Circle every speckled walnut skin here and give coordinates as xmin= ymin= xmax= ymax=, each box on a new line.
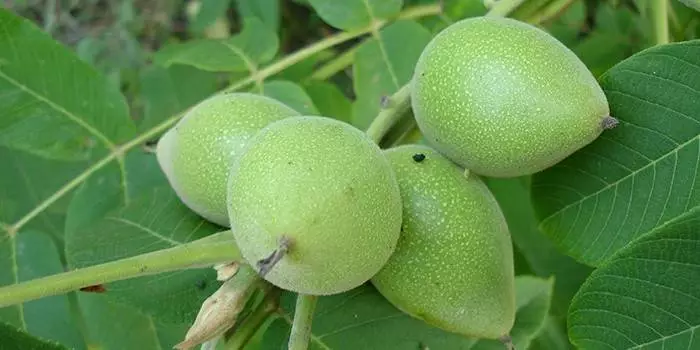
xmin=227 ymin=116 xmax=402 ymax=295
xmin=156 ymin=93 xmax=300 ymax=227
xmin=411 ymin=16 xmax=609 ymax=177
xmin=372 ymin=145 xmax=515 ymax=340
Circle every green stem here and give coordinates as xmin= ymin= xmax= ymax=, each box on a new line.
xmin=225 ymin=287 xmax=281 ymax=350
xmin=0 ymin=231 xmax=240 ymax=308
xmin=486 ymin=0 xmax=527 ymax=17
xmin=651 ymin=0 xmax=669 ymax=45
xmin=386 ymin=116 xmax=419 ymax=148
xmin=223 ymin=3 xmax=442 ymax=93
xmin=7 ymin=4 xmax=443 ymax=235
xmin=365 ymin=83 xmax=412 ymax=144
xmin=527 ymin=0 xmax=576 ymax=24
xmin=288 ymin=294 xmax=318 ymax=350
xmin=307 ymin=44 xmax=360 ymax=81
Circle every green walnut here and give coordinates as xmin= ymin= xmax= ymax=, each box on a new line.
xmin=156 ymin=93 xmax=299 ymax=227
xmin=372 ymin=144 xmax=516 ymax=339
xmin=411 ymin=16 xmax=614 ymax=177
xmin=227 ymin=116 xmax=402 ymax=295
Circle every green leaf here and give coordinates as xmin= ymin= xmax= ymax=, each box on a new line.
xmin=0 ymin=322 xmax=66 ymax=350
xmin=261 ymin=276 xmax=552 ymax=349
xmin=190 ymin=0 xmax=231 ymax=34
xmin=307 ymin=0 xmax=403 ymax=30
xmin=498 ymin=276 xmax=554 ymax=350
xmin=568 ymin=207 xmax=700 ymax=350
xmin=0 ymin=147 xmax=86 ymax=343
xmin=0 ymin=8 xmax=136 ymax=161
xmin=0 ymin=230 xmax=84 ymax=349
xmin=261 ymin=80 xmax=319 ymax=115
xmin=272 ymin=50 xmax=335 ymax=83
xmin=485 ymin=177 xmax=592 ymax=317
xmin=65 ymin=186 xmax=222 ymax=324
xmin=571 ymin=4 xmax=650 ymax=78
xmin=304 ymin=81 xmax=352 ymax=123
xmin=531 ymin=40 xmax=700 ymax=266
xmin=138 ymin=64 xmax=219 ymax=132
xmin=154 ymin=17 xmax=278 ymax=73
xmin=0 ymin=147 xmax=86 ymax=228
xmin=531 ymin=316 xmax=572 ymax=350
xmin=442 ymin=0 xmax=487 ymax=21
xmin=236 ymin=0 xmax=280 ymax=32
xmin=352 ymin=20 xmax=432 ymax=129
xmin=64 ymin=150 xmax=167 ymax=234
xmin=677 ymin=0 xmax=700 ymax=12
xmin=78 ymin=293 xmax=187 ymax=349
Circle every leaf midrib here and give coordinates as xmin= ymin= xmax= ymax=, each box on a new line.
xmin=105 ymin=217 xmax=181 ymax=246
xmin=361 ymin=0 xmax=400 ymax=89
xmin=539 ymin=135 xmax=699 ymax=226
xmin=0 ymin=70 xmax=116 ymax=152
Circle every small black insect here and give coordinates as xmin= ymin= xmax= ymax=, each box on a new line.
xmin=412 ymin=153 xmax=426 ymax=162
xmin=195 ymin=280 xmax=207 ymax=290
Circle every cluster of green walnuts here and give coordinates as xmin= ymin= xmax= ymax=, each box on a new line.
xmin=156 ymin=17 xmax=613 ymax=343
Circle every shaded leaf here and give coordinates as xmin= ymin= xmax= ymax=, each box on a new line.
xmin=190 ymin=0 xmax=231 ymax=34
xmin=262 ymin=80 xmax=319 ymax=115
xmin=64 ymin=150 xmax=167 ymax=234
xmin=572 ymin=4 xmax=650 ymax=77
xmin=308 ymin=0 xmax=403 ymax=30
xmin=0 ymin=322 xmax=66 ymax=350
xmin=0 ymin=8 xmax=136 ymax=161
xmin=13 ymin=231 xmax=84 ymax=349
xmin=442 ymin=0 xmax=488 ymax=21
xmin=485 ymin=177 xmax=592 ymax=317
xmin=154 ymin=18 xmax=278 ymax=73
xmin=78 ymin=293 xmax=187 ymax=350
xmin=497 ymin=276 xmax=554 ymax=350
xmin=531 ymin=316 xmax=573 ymax=350
xmin=0 ymin=147 xmax=86 ymax=229
xmin=272 ymin=50 xmax=335 ymax=82
xmin=236 ymin=0 xmax=281 ymax=32
xmin=352 ymin=20 xmax=431 ymax=129
xmin=304 ymin=81 xmax=352 ymax=122
xmin=0 ymin=229 xmax=84 ymax=349
xmin=0 ymin=147 xmax=87 ymax=344
xmin=65 ymin=186 xmax=222 ymax=324
xmin=138 ymin=64 xmax=219 ymax=132
xmin=261 ymin=276 xmax=552 ymax=349
xmin=568 ymin=207 xmax=700 ymax=350
xmin=532 ymin=40 xmax=700 ymax=266
xmin=677 ymin=0 xmax=700 ymax=13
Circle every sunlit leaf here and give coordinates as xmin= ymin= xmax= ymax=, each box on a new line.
xmin=0 ymin=9 xmax=136 ymax=161
xmin=154 ymin=18 xmax=278 ymax=73
xmin=262 ymin=80 xmax=319 ymax=115
xmin=352 ymin=20 xmax=431 ymax=129
xmin=307 ymin=0 xmax=403 ymax=30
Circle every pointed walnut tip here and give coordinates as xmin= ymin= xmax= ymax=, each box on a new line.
xmin=601 ymin=116 xmax=619 ymax=130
